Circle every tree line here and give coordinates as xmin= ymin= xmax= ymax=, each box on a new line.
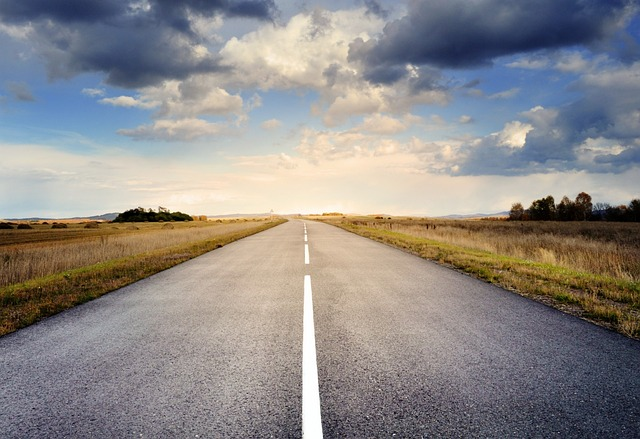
xmin=112 ymin=207 xmax=193 ymax=223
xmin=509 ymin=192 xmax=640 ymax=222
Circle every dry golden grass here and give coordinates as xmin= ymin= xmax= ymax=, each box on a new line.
xmin=0 ymin=219 xmax=285 ymax=336
xmin=317 ymin=216 xmax=640 ymax=339
xmin=347 ymin=218 xmax=640 ymax=280
xmin=1 ymin=220 xmax=272 ymax=287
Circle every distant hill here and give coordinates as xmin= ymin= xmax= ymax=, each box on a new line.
xmin=80 ymin=212 xmax=119 ymax=221
xmin=437 ymin=211 xmax=509 ymax=219
xmin=4 ymin=212 xmax=120 ymax=222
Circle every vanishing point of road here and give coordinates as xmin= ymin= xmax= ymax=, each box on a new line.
xmin=1 ymin=220 xmax=638 ymax=437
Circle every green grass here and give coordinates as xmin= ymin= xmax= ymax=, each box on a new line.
xmin=0 ymin=219 xmax=286 ymax=336
xmin=323 ymin=220 xmax=640 ymax=339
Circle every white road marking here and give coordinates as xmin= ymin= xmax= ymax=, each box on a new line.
xmin=305 ymin=244 xmax=310 ymax=265
xmin=304 ymin=234 xmax=308 ymax=242
xmin=303 ymin=275 xmax=323 ymax=438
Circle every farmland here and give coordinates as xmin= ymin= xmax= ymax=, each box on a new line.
xmin=0 ymin=218 xmax=286 ymax=335
xmin=313 ymin=216 xmax=640 ymax=339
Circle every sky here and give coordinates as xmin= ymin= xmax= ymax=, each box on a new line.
xmin=1 ymin=0 xmax=639 ymax=218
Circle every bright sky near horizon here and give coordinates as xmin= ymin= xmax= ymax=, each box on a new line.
xmin=1 ymin=0 xmax=639 ymax=218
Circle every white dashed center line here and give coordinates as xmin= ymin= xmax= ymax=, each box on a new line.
xmin=302 ymin=223 xmax=323 ymax=438
xmin=302 ymin=274 xmax=323 ymax=438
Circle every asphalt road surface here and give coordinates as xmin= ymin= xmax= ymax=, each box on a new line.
xmin=1 ymin=220 xmax=639 ymax=438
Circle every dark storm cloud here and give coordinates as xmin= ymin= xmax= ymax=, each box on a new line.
xmin=350 ymin=0 xmax=635 ymax=81
xmin=595 ymin=146 xmax=640 ymax=168
xmin=0 ymin=0 xmax=277 ymax=88
xmin=151 ymin=0 xmax=277 ymax=31
xmin=0 ymin=0 xmax=125 ymax=24
xmin=0 ymin=0 xmax=277 ymax=23
xmin=363 ymin=0 xmax=389 ymax=19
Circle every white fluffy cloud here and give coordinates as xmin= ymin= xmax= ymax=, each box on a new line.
xmin=118 ymin=118 xmax=227 ymax=141
xmin=153 ymin=78 xmax=244 ymax=119
xmin=496 ymin=121 xmax=533 ymax=148
xmin=100 ymin=95 xmax=158 ymax=109
xmin=218 ymin=8 xmax=449 ymax=127
xmin=104 ymin=76 xmax=246 ymax=141
xmin=220 ymin=8 xmax=384 ymax=90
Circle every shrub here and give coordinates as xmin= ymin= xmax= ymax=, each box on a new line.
xmin=0 ymin=223 xmax=13 ymax=229
xmin=113 ymin=207 xmax=194 ymax=223
xmin=51 ymin=223 xmax=68 ymax=229
xmin=17 ymin=224 xmax=33 ymax=230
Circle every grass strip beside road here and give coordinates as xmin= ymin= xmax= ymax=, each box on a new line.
xmin=0 ymin=219 xmax=286 ymax=337
xmin=328 ymin=221 xmax=640 ymax=339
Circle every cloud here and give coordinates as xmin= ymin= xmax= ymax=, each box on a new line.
xmin=0 ymin=0 xmax=277 ymax=88
xmin=276 ymin=153 xmax=297 ymax=169
xmin=554 ymin=51 xmax=594 ymax=73
xmin=506 ymin=50 xmax=608 ymax=74
xmin=0 ymin=0 xmax=277 ymax=26
xmin=100 ymin=95 xmax=158 ymax=109
xmin=363 ymin=0 xmax=389 ymax=19
xmin=349 ymin=0 xmax=636 ymax=83
xmin=357 ymin=113 xmax=412 ymax=135
xmin=118 ymin=118 xmax=227 ymax=141
xmin=151 ymin=78 xmax=244 ymax=119
xmin=296 ymin=127 xmax=384 ymax=163
xmin=105 ymin=76 xmax=247 ymax=141
xmin=6 ymin=81 xmax=35 ymax=101
xmin=218 ymin=8 xmax=448 ymax=125
xmin=81 ymin=87 xmax=105 ymax=97
xmin=451 ymin=61 xmax=640 ymax=175
xmin=488 ymin=88 xmax=520 ymax=100
xmin=261 ymin=119 xmax=282 ymax=130
xmin=506 ymin=57 xmax=550 ymax=70
xmin=293 ymin=55 xmax=640 ymax=178
xmin=219 ymin=8 xmax=384 ymax=90
xmin=496 ymin=121 xmax=533 ymax=148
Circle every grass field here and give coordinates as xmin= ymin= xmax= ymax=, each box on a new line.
xmin=0 ymin=218 xmax=285 ymax=336
xmin=312 ymin=216 xmax=640 ymax=339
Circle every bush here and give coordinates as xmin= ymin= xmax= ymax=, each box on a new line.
xmin=0 ymin=222 xmax=13 ymax=229
xmin=17 ymin=224 xmax=33 ymax=230
xmin=51 ymin=223 xmax=68 ymax=229
xmin=113 ymin=207 xmax=194 ymax=223
xmin=84 ymin=222 xmax=100 ymax=229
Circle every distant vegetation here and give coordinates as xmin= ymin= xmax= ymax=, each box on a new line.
xmin=509 ymin=192 xmax=640 ymax=222
xmin=113 ymin=206 xmax=193 ymax=223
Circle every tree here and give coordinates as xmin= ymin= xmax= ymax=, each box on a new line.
xmin=574 ymin=192 xmax=592 ymax=221
xmin=509 ymin=202 xmax=525 ymax=221
xmin=605 ymin=205 xmax=628 ymax=221
xmin=556 ymin=196 xmax=575 ymax=221
xmin=529 ymin=195 xmax=556 ymax=221
xmin=113 ymin=207 xmax=193 ymax=223
xmin=629 ymin=199 xmax=640 ymax=222
xmin=592 ymin=202 xmax=610 ymax=221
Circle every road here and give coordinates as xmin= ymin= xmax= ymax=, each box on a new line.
xmin=1 ymin=219 xmax=639 ymax=438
